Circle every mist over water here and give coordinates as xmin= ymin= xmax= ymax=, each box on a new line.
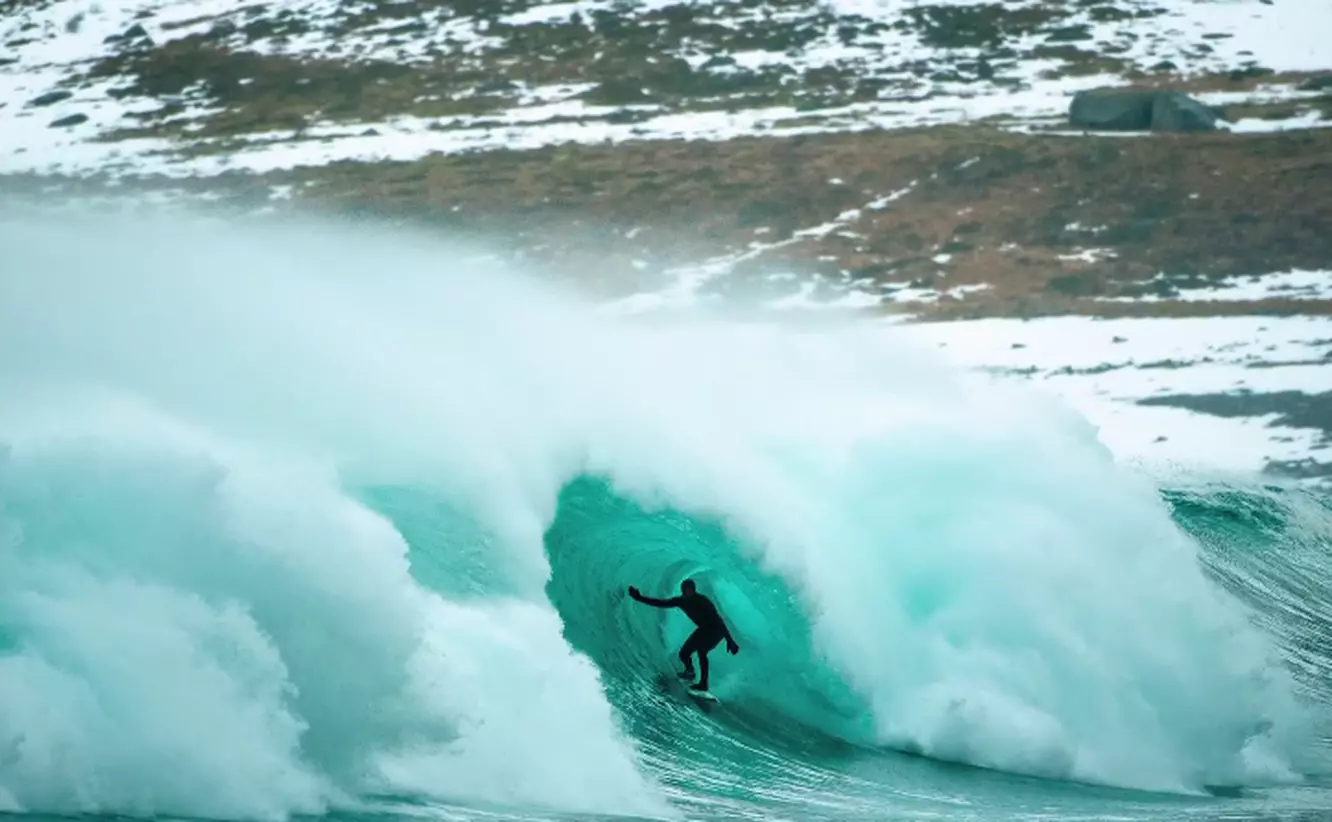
xmin=0 ymin=207 xmax=1326 ymax=821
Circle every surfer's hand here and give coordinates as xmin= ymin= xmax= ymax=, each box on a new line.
xmin=727 ymin=639 xmax=739 ymax=655
xmin=628 ymin=586 xmax=641 ymax=600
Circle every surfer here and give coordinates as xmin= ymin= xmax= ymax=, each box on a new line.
xmin=628 ymin=579 xmax=739 ymax=692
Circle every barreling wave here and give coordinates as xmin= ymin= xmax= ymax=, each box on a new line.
xmin=0 ymin=206 xmax=1329 ymax=822
xmin=542 ymin=471 xmax=1327 ymax=788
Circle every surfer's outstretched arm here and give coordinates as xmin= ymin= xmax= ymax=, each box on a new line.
xmin=628 ymin=586 xmax=680 ymax=608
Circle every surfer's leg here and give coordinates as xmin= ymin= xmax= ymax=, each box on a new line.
xmin=677 ymin=647 xmax=695 ymax=679
xmin=691 ymin=633 xmax=723 ymax=691
xmin=678 ymin=629 xmax=703 ymax=679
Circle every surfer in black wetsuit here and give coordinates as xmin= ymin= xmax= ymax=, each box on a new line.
xmin=628 ymin=579 xmax=739 ymax=692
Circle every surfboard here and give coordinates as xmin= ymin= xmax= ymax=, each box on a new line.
xmin=654 ymin=673 xmax=722 ymax=706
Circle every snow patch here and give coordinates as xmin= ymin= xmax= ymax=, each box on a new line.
xmin=1103 ymin=271 xmax=1332 ymax=304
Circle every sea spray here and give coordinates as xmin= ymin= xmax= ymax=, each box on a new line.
xmin=0 ymin=207 xmax=1318 ymax=818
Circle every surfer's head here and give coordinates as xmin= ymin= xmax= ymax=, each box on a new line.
xmin=681 ymin=579 xmax=697 ymax=595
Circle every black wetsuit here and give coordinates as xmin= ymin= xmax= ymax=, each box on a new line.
xmin=629 ymin=586 xmax=738 ymax=690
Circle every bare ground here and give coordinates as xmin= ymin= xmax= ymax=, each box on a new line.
xmin=231 ymin=120 xmax=1332 ymax=319
xmin=5 ymin=3 xmax=1329 ymax=319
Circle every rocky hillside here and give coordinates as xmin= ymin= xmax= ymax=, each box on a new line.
xmin=3 ymin=0 xmax=1329 ymax=315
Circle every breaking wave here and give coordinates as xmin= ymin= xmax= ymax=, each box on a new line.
xmin=0 ymin=208 xmax=1327 ymax=821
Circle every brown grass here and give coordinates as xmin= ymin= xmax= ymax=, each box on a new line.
xmin=14 ymin=0 xmax=1329 ymax=320
xmin=249 ymin=122 xmax=1332 ymax=318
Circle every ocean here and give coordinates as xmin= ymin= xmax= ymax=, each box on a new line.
xmin=1 ymin=209 xmax=1330 ymax=822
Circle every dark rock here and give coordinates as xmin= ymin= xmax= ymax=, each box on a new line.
xmin=49 ymin=113 xmax=88 ymax=128
xmin=1088 ymin=5 xmax=1133 ymax=22
xmin=1150 ymin=91 xmax=1222 ymax=131
xmin=1227 ymin=65 xmax=1272 ymax=81
xmin=1298 ymin=75 xmax=1332 ymax=91
xmin=583 ymin=77 xmax=649 ymax=105
xmin=476 ymin=78 xmax=519 ymax=94
xmin=1068 ymin=89 xmax=1219 ymax=132
xmin=1046 ymin=24 xmax=1092 ymax=43
xmin=104 ymin=22 xmax=153 ymax=48
xmin=28 ymin=89 xmax=72 ymax=107
xmin=1071 ymin=89 xmax=1155 ymax=130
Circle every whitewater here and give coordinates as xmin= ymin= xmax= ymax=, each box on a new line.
xmin=1 ymin=208 xmax=1331 ymax=822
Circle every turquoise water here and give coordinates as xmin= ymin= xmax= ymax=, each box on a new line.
xmin=1 ymin=210 xmax=1331 ymax=822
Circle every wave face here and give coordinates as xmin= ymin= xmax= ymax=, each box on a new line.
xmin=0 ymin=208 xmax=1328 ymax=822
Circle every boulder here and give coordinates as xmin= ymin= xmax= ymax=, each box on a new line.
xmin=1069 ymin=89 xmax=1220 ymax=132
xmin=1149 ymin=91 xmax=1220 ymax=131
xmin=103 ymin=22 xmax=153 ymax=48
xmin=28 ymin=89 xmax=72 ymax=107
